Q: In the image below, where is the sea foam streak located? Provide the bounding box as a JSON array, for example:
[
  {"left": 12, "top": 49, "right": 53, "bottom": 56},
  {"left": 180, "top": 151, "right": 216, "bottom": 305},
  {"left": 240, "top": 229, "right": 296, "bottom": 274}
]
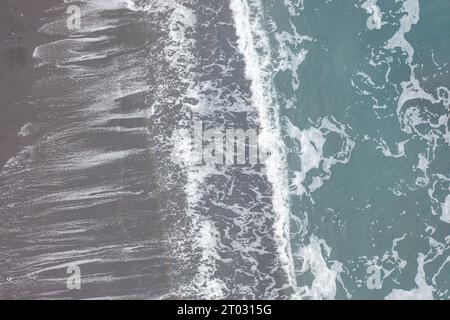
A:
[
  {"left": 1, "top": 0, "right": 175, "bottom": 299},
  {"left": 167, "top": 0, "right": 295, "bottom": 298},
  {"left": 149, "top": 0, "right": 228, "bottom": 298}
]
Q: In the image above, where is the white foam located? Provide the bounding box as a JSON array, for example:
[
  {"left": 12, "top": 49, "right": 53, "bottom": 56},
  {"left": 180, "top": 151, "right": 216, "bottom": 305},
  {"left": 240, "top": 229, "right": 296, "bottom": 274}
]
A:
[
  {"left": 156, "top": 1, "right": 227, "bottom": 298},
  {"left": 56, "top": 149, "right": 144, "bottom": 171},
  {"left": 84, "top": 0, "right": 142, "bottom": 11},
  {"left": 286, "top": 117, "right": 355, "bottom": 197},
  {"left": 283, "top": 0, "right": 304, "bottom": 16},
  {"left": 38, "top": 0, "right": 148, "bottom": 37},
  {"left": 2, "top": 145, "right": 35, "bottom": 173},
  {"left": 377, "top": 139, "right": 408, "bottom": 158},
  {"left": 193, "top": 220, "right": 228, "bottom": 299},
  {"left": 383, "top": 0, "right": 449, "bottom": 222},
  {"left": 63, "top": 0, "right": 146, "bottom": 12},
  {"left": 385, "top": 0, "right": 419, "bottom": 63},
  {"left": 274, "top": 29, "right": 312, "bottom": 91},
  {"left": 417, "top": 153, "right": 429, "bottom": 172},
  {"left": 17, "top": 122, "right": 36, "bottom": 138},
  {"left": 294, "top": 236, "right": 342, "bottom": 300},
  {"left": 33, "top": 36, "right": 111, "bottom": 67},
  {"left": 286, "top": 122, "right": 325, "bottom": 196},
  {"left": 361, "top": 0, "right": 384, "bottom": 30},
  {"left": 386, "top": 0, "right": 449, "bottom": 129},
  {"left": 230, "top": 0, "right": 297, "bottom": 290},
  {"left": 385, "top": 254, "right": 433, "bottom": 300},
  {"left": 440, "top": 194, "right": 450, "bottom": 224}
]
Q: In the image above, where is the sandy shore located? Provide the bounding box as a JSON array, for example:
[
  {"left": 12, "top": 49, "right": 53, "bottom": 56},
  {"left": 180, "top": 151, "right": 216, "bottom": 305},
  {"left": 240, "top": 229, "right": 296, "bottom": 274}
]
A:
[
  {"left": 0, "top": 1, "right": 179, "bottom": 299},
  {"left": 0, "top": 0, "right": 61, "bottom": 168}
]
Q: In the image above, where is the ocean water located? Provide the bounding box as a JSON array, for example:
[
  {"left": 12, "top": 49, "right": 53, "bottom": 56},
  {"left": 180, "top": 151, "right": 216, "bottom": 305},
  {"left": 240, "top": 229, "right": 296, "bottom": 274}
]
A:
[
  {"left": 0, "top": 0, "right": 448, "bottom": 299},
  {"left": 267, "top": 0, "right": 450, "bottom": 299}
]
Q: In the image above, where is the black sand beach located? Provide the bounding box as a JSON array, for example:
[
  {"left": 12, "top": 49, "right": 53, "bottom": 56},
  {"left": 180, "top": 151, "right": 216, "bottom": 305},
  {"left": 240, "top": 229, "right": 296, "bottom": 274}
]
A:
[
  {"left": 0, "top": 0, "right": 60, "bottom": 168},
  {"left": 0, "top": 0, "right": 179, "bottom": 299}
]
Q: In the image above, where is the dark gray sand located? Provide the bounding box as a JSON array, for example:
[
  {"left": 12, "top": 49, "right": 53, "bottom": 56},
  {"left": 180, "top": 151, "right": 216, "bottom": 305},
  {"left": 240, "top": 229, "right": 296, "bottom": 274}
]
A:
[{"left": 0, "top": 0, "right": 61, "bottom": 168}]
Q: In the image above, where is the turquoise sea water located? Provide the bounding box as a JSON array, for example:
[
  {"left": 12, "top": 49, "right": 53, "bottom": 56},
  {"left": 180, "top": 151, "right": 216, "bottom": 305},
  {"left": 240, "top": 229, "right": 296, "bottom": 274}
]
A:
[{"left": 266, "top": 0, "right": 449, "bottom": 299}]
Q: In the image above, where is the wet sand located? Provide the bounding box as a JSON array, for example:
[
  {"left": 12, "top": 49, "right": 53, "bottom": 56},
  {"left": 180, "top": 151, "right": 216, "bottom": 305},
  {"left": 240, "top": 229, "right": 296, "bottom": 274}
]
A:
[
  {"left": 0, "top": 0, "right": 62, "bottom": 168},
  {"left": 0, "top": 1, "right": 178, "bottom": 299},
  {"left": 1, "top": 0, "right": 293, "bottom": 299}
]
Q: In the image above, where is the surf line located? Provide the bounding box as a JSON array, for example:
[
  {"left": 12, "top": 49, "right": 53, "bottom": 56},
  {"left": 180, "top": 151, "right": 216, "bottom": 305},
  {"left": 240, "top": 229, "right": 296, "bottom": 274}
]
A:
[{"left": 229, "top": 0, "right": 298, "bottom": 292}]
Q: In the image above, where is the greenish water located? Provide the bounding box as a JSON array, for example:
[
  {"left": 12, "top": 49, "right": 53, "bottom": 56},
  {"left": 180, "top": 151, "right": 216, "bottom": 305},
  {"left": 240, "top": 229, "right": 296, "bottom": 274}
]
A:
[{"left": 268, "top": 0, "right": 449, "bottom": 299}]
